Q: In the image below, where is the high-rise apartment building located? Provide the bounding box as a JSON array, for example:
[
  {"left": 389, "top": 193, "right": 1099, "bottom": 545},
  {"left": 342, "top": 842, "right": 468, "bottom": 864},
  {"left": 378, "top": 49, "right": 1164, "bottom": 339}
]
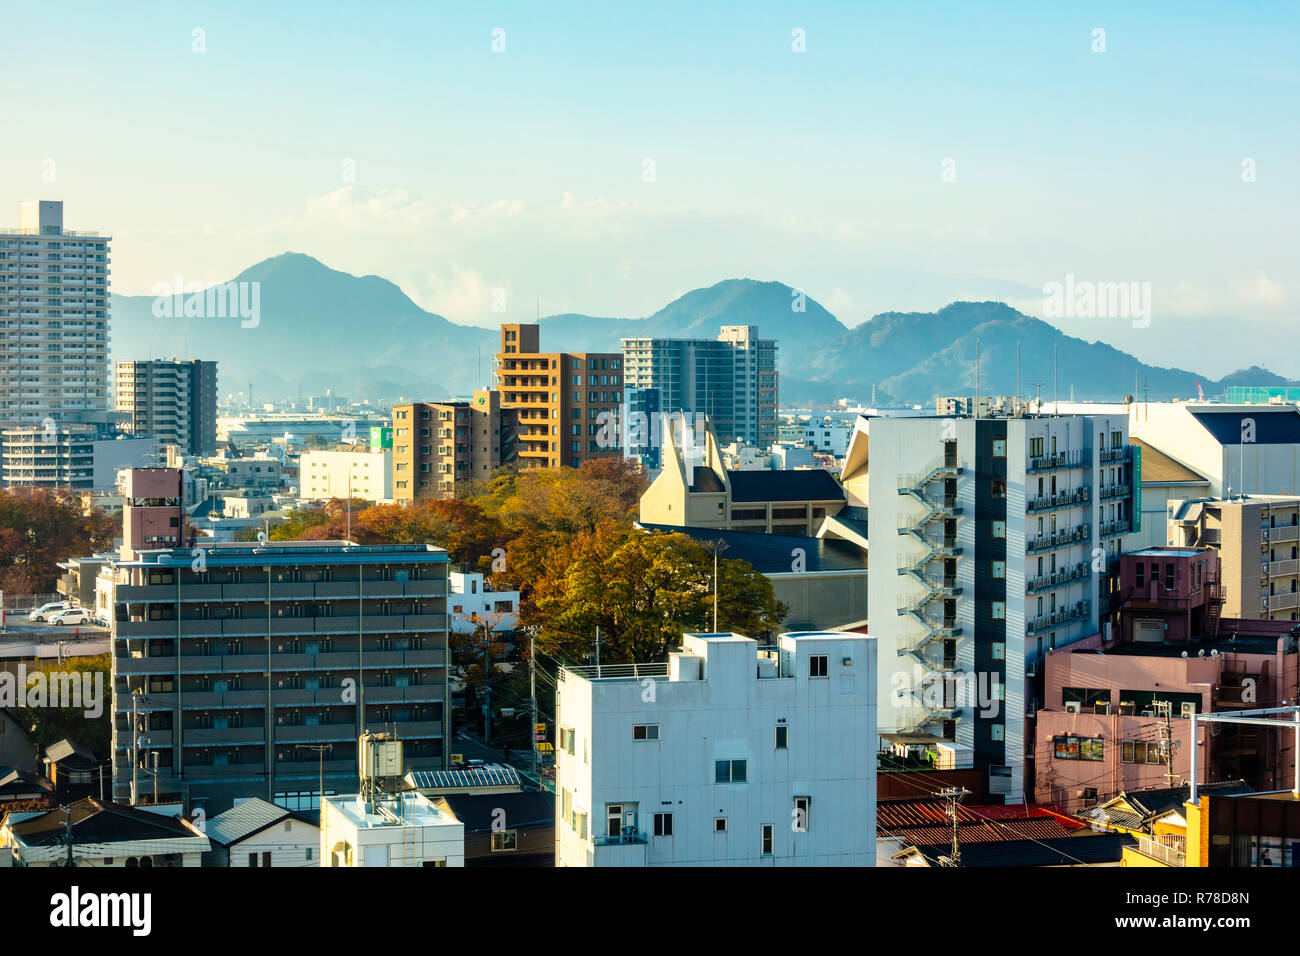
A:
[
  {"left": 494, "top": 324, "right": 623, "bottom": 469},
  {"left": 843, "top": 411, "right": 1138, "bottom": 803},
  {"left": 98, "top": 469, "right": 450, "bottom": 814},
  {"left": 0, "top": 201, "right": 111, "bottom": 430},
  {"left": 1168, "top": 493, "right": 1300, "bottom": 621},
  {"left": 621, "top": 326, "right": 778, "bottom": 448},
  {"left": 391, "top": 389, "right": 518, "bottom": 501},
  {"left": 115, "top": 359, "right": 219, "bottom": 457}
]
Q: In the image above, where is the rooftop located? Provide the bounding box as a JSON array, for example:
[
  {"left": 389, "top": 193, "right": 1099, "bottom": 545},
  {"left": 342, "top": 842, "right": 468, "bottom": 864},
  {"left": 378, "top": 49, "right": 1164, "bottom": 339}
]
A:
[
  {"left": 636, "top": 523, "right": 867, "bottom": 574},
  {"left": 111, "top": 541, "right": 448, "bottom": 568},
  {"left": 324, "top": 792, "right": 459, "bottom": 830},
  {"left": 725, "top": 468, "right": 845, "bottom": 503}
]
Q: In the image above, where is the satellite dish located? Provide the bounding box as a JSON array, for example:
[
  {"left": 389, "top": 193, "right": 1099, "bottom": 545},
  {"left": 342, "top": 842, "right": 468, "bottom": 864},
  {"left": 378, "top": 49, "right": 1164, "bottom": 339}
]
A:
[{"left": 257, "top": 531, "right": 267, "bottom": 545}]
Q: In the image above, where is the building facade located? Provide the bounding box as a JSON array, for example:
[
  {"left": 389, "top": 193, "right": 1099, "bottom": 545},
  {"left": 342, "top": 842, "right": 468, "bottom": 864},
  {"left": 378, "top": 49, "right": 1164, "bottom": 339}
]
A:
[
  {"left": 621, "top": 325, "right": 778, "bottom": 448},
  {"left": 391, "top": 389, "right": 517, "bottom": 500},
  {"left": 848, "top": 412, "right": 1138, "bottom": 803},
  {"left": 96, "top": 469, "right": 451, "bottom": 814},
  {"left": 494, "top": 323, "right": 622, "bottom": 470},
  {"left": 554, "top": 630, "right": 877, "bottom": 866},
  {"left": 115, "top": 359, "right": 218, "bottom": 457},
  {"left": 299, "top": 447, "right": 393, "bottom": 502},
  {"left": 1168, "top": 494, "right": 1300, "bottom": 621},
  {"left": 0, "top": 201, "right": 111, "bottom": 431}
]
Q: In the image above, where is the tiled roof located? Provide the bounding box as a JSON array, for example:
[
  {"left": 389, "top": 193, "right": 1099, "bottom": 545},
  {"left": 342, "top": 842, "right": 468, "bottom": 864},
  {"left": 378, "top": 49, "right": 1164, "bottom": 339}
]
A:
[
  {"left": 1130, "top": 439, "right": 1208, "bottom": 483},
  {"left": 6, "top": 797, "right": 200, "bottom": 846},
  {"left": 205, "top": 797, "right": 301, "bottom": 846}
]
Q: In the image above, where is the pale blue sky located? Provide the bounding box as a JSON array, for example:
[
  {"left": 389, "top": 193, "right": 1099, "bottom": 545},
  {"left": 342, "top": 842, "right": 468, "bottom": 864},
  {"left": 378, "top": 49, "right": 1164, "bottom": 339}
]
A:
[{"left": 2, "top": 1, "right": 1297, "bottom": 375}]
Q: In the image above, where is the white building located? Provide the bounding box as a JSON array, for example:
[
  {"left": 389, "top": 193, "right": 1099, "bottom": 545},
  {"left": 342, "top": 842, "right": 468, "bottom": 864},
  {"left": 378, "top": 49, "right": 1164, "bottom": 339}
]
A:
[
  {"left": 843, "top": 411, "right": 1137, "bottom": 803},
  {"left": 802, "top": 420, "right": 854, "bottom": 457},
  {"left": 203, "top": 797, "right": 320, "bottom": 867},
  {"left": 0, "top": 425, "right": 158, "bottom": 491},
  {"left": 320, "top": 791, "right": 464, "bottom": 867},
  {"left": 298, "top": 447, "right": 393, "bottom": 502},
  {"left": 0, "top": 201, "right": 111, "bottom": 432},
  {"left": 770, "top": 443, "right": 815, "bottom": 470},
  {"left": 449, "top": 571, "right": 520, "bottom": 635},
  {"left": 554, "top": 630, "right": 878, "bottom": 867}
]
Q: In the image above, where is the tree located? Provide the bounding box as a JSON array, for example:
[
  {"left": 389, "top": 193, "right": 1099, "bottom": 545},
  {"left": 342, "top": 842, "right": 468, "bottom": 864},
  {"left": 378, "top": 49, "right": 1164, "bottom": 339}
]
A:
[
  {"left": 10, "top": 653, "right": 112, "bottom": 758},
  {"left": 0, "top": 489, "right": 116, "bottom": 595},
  {"left": 533, "top": 526, "right": 785, "bottom": 663}
]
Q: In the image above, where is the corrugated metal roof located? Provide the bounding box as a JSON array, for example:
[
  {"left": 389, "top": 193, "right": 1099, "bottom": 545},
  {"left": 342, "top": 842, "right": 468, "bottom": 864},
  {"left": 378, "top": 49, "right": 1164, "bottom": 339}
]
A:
[
  {"left": 205, "top": 797, "right": 291, "bottom": 845},
  {"left": 405, "top": 767, "right": 521, "bottom": 792}
]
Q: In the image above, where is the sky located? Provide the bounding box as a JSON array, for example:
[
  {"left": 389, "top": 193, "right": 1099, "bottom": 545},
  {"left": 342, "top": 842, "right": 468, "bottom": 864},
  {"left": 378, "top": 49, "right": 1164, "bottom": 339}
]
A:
[{"left": 2, "top": 0, "right": 1297, "bottom": 377}]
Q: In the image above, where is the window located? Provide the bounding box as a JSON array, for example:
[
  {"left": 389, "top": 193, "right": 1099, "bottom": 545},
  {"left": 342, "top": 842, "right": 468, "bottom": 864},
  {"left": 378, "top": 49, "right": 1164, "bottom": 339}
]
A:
[
  {"left": 761, "top": 824, "right": 774, "bottom": 855},
  {"left": 809, "top": 655, "right": 828, "bottom": 678},
  {"left": 992, "top": 520, "right": 1006, "bottom": 538},
  {"left": 990, "top": 723, "right": 1005, "bottom": 742},
  {"left": 560, "top": 727, "right": 576, "bottom": 755},
  {"left": 793, "top": 796, "right": 810, "bottom": 832},
  {"left": 653, "top": 812, "right": 673, "bottom": 837},
  {"left": 491, "top": 830, "right": 518, "bottom": 852},
  {"left": 1053, "top": 735, "right": 1104, "bottom": 761},
  {"left": 991, "top": 601, "right": 1006, "bottom": 620},
  {"left": 248, "top": 852, "right": 258, "bottom": 867},
  {"left": 991, "top": 642, "right": 1005, "bottom": 660},
  {"left": 992, "top": 438, "right": 1007, "bottom": 458},
  {"left": 715, "top": 759, "right": 747, "bottom": 783},
  {"left": 992, "top": 560, "right": 1005, "bottom": 578},
  {"left": 775, "top": 724, "right": 789, "bottom": 749},
  {"left": 714, "top": 817, "right": 728, "bottom": 832},
  {"left": 633, "top": 723, "right": 659, "bottom": 740},
  {"left": 991, "top": 478, "right": 1006, "bottom": 498}
]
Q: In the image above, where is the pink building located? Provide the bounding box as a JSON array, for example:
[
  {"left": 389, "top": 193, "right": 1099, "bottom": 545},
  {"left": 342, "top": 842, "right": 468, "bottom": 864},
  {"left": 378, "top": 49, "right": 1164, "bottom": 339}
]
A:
[
  {"left": 119, "top": 467, "right": 184, "bottom": 559},
  {"left": 1034, "top": 627, "right": 1299, "bottom": 810}
]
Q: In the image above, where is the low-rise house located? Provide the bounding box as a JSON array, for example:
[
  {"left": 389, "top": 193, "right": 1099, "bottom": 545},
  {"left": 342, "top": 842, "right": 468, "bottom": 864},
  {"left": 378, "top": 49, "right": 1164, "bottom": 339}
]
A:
[
  {"left": 435, "top": 790, "right": 554, "bottom": 866},
  {"left": 204, "top": 797, "right": 320, "bottom": 867},
  {"left": 0, "top": 797, "right": 209, "bottom": 867}
]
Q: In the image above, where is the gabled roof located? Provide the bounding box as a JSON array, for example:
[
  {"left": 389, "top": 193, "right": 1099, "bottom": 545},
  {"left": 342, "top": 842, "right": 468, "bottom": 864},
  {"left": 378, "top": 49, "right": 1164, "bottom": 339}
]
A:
[
  {"left": 435, "top": 790, "right": 554, "bottom": 833},
  {"left": 1130, "top": 438, "right": 1208, "bottom": 484},
  {"left": 44, "top": 739, "right": 96, "bottom": 769},
  {"left": 1089, "top": 779, "right": 1252, "bottom": 831},
  {"left": 725, "top": 468, "right": 844, "bottom": 504},
  {"left": 204, "top": 797, "right": 315, "bottom": 846},
  {"left": 3, "top": 796, "right": 202, "bottom": 846},
  {"left": 0, "top": 767, "right": 54, "bottom": 800},
  {"left": 897, "top": 832, "right": 1135, "bottom": 867}
]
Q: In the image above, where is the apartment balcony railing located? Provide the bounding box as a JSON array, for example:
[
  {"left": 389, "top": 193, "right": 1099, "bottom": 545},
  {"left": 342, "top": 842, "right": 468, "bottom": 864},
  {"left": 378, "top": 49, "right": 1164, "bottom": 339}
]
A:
[
  {"left": 1026, "top": 599, "right": 1091, "bottom": 634},
  {"left": 1026, "top": 487, "right": 1090, "bottom": 512},
  {"left": 1099, "top": 518, "right": 1131, "bottom": 537},
  {"left": 595, "top": 830, "right": 649, "bottom": 846},
  {"left": 1099, "top": 446, "right": 1132, "bottom": 463},
  {"left": 1098, "top": 483, "right": 1132, "bottom": 501},
  {"left": 1026, "top": 450, "right": 1091, "bottom": 472},
  {"left": 1026, "top": 562, "right": 1091, "bottom": 594},
  {"left": 559, "top": 662, "right": 670, "bottom": 682},
  {"left": 1026, "top": 525, "right": 1090, "bottom": 553}
]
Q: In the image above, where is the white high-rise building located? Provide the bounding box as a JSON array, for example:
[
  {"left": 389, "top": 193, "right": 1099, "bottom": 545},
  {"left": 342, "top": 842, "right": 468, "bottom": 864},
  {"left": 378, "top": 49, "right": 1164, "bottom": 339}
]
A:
[
  {"left": 554, "top": 630, "right": 878, "bottom": 866},
  {"left": 843, "top": 411, "right": 1137, "bottom": 803},
  {"left": 0, "top": 201, "right": 111, "bottom": 430}
]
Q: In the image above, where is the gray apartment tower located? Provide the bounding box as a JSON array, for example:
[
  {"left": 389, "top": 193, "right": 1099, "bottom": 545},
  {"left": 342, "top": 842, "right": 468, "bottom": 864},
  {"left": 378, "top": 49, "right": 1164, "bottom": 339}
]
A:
[
  {"left": 96, "top": 469, "right": 450, "bottom": 814},
  {"left": 621, "top": 326, "right": 778, "bottom": 448},
  {"left": 116, "top": 358, "right": 219, "bottom": 457}
]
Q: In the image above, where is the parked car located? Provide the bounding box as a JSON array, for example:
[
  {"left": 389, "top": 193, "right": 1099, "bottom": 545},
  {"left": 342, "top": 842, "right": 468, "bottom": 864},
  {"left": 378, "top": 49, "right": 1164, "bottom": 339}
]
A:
[
  {"left": 48, "top": 608, "right": 93, "bottom": 626},
  {"left": 28, "top": 601, "right": 74, "bottom": 622}
]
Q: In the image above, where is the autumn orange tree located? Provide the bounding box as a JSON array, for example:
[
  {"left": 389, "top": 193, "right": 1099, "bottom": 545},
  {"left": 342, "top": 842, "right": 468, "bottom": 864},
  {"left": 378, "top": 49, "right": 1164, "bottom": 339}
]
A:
[{"left": 0, "top": 488, "right": 117, "bottom": 595}]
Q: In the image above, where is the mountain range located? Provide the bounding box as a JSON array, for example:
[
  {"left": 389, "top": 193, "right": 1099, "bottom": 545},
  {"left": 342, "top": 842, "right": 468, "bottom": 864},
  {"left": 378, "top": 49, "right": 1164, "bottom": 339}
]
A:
[{"left": 109, "top": 253, "right": 1295, "bottom": 407}]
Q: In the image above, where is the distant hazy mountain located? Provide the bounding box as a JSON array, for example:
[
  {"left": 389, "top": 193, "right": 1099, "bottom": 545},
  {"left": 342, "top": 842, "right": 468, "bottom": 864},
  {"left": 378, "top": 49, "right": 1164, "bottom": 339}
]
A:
[
  {"left": 109, "top": 254, "right": 1290, "bottom": 406},
  {"left": 111, "top": 252, "right": 496, "bottom": 401}
]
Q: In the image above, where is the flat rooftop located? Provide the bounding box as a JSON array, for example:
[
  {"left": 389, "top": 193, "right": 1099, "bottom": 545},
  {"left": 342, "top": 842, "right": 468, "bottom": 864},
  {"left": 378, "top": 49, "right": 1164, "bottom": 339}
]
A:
[
  {"left": 1129, "top": 547, "right": 1205, "bottom": 557},
  {"left": 324, "top": 793, "right": 457, "bottom": 829}
]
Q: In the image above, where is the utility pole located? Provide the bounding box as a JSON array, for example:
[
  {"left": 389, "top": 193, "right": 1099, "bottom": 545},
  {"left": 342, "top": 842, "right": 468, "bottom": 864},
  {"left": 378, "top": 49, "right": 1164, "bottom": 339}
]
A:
[
  {"left": 295, "top": 743, "right": 332, "bottom": 808},
  {"left": 63, "top": 805, "right": 74, "bottom": 868},
  {"left": 594, "top": 625, "right": 601, "bottom": 672},
  {"left": 131, "top": 692, "right": 139, "bottom": 805},
  {"left": 938, "top": 787, "right": 971, "bottom": 867},
  {"left": 710, "top": 539, "right": 729, "bottom": 632},
  {"left": 530, "top": 630, "right": 539, "bottom": 780},
  {"left": 1155, "top": 701, "right": 1178, "bottom": 787}
]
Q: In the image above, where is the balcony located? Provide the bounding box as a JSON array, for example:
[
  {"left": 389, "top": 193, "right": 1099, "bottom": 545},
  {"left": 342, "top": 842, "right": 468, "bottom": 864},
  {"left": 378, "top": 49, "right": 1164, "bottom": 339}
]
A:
[
  {"left": 1026, "top": 487, "right": 1090, "bottom": 512},
  {"left": 1134, "top": 834, "right": 1184, "bottom": 867},
  {"left": 1026, "top": 450, "right": 1091, "bottom": 472},
  {"left": 1026, "top": 525, "right": 1090, "bottom": 553},
  {"left": 595, "top": 830, "right": 648, "bottom": 846}
]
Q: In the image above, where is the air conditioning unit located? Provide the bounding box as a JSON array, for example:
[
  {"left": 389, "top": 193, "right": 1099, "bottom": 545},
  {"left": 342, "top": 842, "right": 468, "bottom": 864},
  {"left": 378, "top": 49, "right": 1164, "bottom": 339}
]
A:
[
  {"left": 1141, "top": 709, "right": 1155, "bottom": 717},
  {"left": 1181, "top": 702, "right": 1196, "bottom": 718},
  {"left": 1065, "top": 701, "right": 1082, "bottom": 714}
]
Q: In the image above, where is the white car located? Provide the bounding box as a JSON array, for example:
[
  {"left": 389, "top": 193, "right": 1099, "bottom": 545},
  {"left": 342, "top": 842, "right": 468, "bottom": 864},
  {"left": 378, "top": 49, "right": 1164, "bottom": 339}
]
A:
[
  {"left": 48, "top": 608, "right": 93, "bottom": 626},
  {"left": 28, "top": 601, "right": 74, "bottom": 622}
]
